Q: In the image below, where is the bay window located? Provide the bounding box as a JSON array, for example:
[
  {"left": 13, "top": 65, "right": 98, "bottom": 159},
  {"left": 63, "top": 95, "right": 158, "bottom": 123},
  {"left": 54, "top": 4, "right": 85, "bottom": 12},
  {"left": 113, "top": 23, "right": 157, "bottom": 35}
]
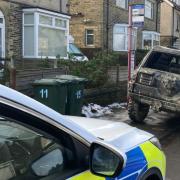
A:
[
  {"left": 23, "top": 9, "right": 70, "bottom": 59},
  {"left": 113, "top": 24, "right": 137, "bottom": 51},
  {"left": 116, "top": 0, "right": 128, "bottom": 9},
  {"left": 142, "top": 31, "right": 160, "bottom": 50},
  {"left": 145, "top": 0, "right": 154, "bottom": 19}
]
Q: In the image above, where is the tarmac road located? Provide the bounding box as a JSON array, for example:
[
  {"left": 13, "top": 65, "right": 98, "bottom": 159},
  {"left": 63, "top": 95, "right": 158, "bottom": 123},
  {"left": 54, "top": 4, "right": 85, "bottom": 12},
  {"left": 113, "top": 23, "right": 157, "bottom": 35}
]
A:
[{"left": 100, "top": 109, "right": 180, "bottom": 180}]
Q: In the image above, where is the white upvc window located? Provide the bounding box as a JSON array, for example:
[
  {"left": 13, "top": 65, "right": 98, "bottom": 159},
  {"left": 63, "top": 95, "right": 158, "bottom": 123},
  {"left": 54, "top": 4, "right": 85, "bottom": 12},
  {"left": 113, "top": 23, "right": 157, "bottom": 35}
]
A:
[
  {"left": 145, "top": 0, "right": 154, "bottom": 19},
  {"left": 142, "top": 31, "right": 160, "bottom": 50},
  {"left": 116, "top": 0, "right": 128, "bottom": 9},
  {"left": 85, "top": 29, "right": 94, "bottom": 46},
  {"left": 0, "top": 10, "right": 5, "bottom": 58},
  {"left": 173, "top": 0, "right": 180, "bottom": 6},
  {"left": 23, "top": 8, "right": 70, "bottom": 59},
  {"left": 113, "top": 24, "right": 137, "bottom": 51}
]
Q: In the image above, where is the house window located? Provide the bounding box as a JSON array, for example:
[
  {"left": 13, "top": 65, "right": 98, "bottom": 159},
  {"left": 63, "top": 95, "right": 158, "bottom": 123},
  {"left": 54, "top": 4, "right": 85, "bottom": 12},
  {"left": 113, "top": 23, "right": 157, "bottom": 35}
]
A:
[
  {"left": 116, "top": 0, "right": 128, "bottom": 9},
  {"left": 173, "top": 0, "right": 180, "bottom": 6},
  {"left": 142, "top": 31, "right": 160, "bottom": 50},
  {"left": 23, "top": 9, "right": 70, "bottom": 59},
  {"left": 0, "top": 10, "right": 5, "bottom": 58},
  {"left": 145, "top": 0, "right": 154, "bottom": 19},
  {"left": 113, "top": 24, "right": 137, "bottom": 51},
  {"left": 85, "top": 30, "right": 94, "bottom": 46}
]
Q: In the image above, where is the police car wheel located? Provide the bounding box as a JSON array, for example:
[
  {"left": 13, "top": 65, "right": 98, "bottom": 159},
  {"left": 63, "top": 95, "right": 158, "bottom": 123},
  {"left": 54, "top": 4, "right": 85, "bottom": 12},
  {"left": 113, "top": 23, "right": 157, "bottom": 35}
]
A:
[{"left": 128, "top": 100, "right": 149, "bottom": 123}]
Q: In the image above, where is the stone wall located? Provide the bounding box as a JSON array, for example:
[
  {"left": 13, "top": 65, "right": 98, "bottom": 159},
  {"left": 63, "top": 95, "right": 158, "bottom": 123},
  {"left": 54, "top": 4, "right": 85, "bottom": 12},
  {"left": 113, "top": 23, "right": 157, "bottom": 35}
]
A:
[
  {"left": 69, "top": 0, "right": 160, "bottom": 52},
  {"left": 161, "top": 36, "right": 173, "bottom": 47},
  {"left": 160, "top": 2, "right": 173, "bottom": 37},
  {"left": 69, "top": 0, "right": 104, "bottom": 49},
  {"left": 0, "top": 0, "right": 68, "bottom": 69},
  {"left": 0, "top": 1, "right": 22, "bottom": 61},
  {"left": 84, "top": 82, "right": 127, "bottom": 105},
  {"left": 12, "top": 0, "right": 68, "bottom": 13}
]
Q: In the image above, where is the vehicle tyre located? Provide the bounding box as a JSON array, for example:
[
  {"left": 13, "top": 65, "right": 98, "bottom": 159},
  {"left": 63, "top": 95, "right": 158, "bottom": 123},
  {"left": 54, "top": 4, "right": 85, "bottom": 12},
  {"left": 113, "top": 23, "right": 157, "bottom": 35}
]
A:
[
  {"left": 141, "top": 168, "right": 163, "bottom": 180},
  {"left": 128, "top": 100, "right": 149, "bottom": 123}
]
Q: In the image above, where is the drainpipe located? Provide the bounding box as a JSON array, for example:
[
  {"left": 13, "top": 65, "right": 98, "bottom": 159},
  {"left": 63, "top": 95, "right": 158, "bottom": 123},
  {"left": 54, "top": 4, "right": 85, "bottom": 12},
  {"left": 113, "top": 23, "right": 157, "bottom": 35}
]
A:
[
  {"left": 156, "top": 1, "right": 164, "bottom": 32},
  {"left": 172, "top": 7, "right": 175, "bottom": 46},
  {"left": 106, "top": 0, "right": 109, "bottom": 52},
  {"left": 60, "top": 0, "right": 62, "bottom": 12},
  {"left": 156, "top": 1, "right": 160, "bottom": 32}
]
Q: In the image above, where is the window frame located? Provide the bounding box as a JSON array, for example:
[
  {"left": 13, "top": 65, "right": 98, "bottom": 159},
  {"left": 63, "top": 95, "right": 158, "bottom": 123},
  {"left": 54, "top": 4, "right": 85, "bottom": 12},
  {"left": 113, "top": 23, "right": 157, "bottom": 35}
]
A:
[
  {"left": 145, "top": 0, "right": 154, "bottom": 19},
  {"left": 116, "top": 0, "right": 128, "bottom": 10},
  {"left": 142, "top": 31, "right": 160, "bottom": 50},
  {"left": 0, "top": 97, "right": 90, "bottom": 179},
  {"left": 85, "top": 29, "right": 94, "bottom": 46},
  {"left": 23, "top": 8, "right": 70, "bottom": 59},
  {"left": 113, "top": 24, "right": 137, "bottom": 52},
  {"left": 0, "top": 10, "right": 5, "bottom": 58}
]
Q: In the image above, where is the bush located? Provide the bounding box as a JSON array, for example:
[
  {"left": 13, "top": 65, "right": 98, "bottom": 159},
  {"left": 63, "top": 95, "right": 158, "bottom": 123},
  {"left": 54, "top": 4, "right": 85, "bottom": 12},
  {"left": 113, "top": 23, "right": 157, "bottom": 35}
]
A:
[
  {"left": 57, "top": 50, "right": 149, "bottom": 88},
  {"left": 58, "top": 51, "right": 122, "bottom": 88}
]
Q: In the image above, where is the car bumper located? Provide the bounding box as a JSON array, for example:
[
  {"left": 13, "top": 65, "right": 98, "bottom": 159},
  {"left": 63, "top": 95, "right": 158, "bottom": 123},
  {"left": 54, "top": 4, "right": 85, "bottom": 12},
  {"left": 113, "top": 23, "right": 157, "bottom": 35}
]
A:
[{"left": 129, "top": 92, "right": 180, "bottom": 113}]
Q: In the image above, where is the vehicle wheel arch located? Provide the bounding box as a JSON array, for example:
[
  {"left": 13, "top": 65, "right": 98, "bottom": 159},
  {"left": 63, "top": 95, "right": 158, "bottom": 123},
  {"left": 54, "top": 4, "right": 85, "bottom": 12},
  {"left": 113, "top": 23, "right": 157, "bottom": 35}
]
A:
[{"left": 140, "top": 167, "right": 163, "bottom": 180}]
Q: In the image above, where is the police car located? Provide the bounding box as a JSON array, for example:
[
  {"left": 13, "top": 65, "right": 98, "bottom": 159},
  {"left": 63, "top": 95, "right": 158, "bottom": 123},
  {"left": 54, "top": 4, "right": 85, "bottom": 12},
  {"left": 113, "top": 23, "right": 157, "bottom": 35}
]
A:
[{"left": 0, "top": 85, "right": 165, "bottom": 180}]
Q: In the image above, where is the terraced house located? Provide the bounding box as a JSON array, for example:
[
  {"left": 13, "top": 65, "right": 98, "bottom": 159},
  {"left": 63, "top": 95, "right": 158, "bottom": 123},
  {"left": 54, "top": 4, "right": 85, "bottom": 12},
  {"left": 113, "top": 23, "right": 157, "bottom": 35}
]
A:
[
  {"left": 0, "top": 0, "right": 69, "bottom": 68},
  {"left": 69, "top": 0, "right": 161, "bottom": 54},
  {"left": 160, "top": 0, "right": 180, "bottom": 49}
]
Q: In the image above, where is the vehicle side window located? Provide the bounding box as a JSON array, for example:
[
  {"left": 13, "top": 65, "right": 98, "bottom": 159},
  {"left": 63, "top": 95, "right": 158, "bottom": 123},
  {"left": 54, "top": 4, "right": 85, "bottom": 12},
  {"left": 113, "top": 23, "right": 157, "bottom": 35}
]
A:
[
  {"left": 0, "top": 112, "right": 89, "bottom": 179},
  {"left": 145, "top": 51, "right": 180, "bottom": 74}
]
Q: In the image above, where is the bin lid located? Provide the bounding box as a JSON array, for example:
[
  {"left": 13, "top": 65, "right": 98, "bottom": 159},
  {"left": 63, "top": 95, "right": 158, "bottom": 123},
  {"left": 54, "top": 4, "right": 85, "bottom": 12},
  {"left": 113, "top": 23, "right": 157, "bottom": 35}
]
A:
[
  {"left": 56, "top": 75, "right": 88, "bottom": 83},
  {"left": 33, "top": 79, "right": 69, "bottom": 86}
]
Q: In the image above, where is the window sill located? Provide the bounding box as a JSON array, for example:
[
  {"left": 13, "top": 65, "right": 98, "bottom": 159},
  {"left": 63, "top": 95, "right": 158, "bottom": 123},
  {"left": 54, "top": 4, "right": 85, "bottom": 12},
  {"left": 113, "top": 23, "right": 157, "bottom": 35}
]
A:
[
  {"left": 115, "top": 6, "right": 128, "bottom": 11},
  {"left": 23, "top": 56, "right": 68, "bottom": 60},
  {"left": 85, "top": 45, "right": 95, "bottom": 48},
  {"left": 145, "top": 17, "right": 154, "bottom": 22}
]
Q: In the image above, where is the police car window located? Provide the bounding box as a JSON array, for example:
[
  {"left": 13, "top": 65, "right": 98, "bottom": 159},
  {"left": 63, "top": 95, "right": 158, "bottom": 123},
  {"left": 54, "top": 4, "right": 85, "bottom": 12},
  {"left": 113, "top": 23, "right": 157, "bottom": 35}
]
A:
[{"left": 0, "top": 115, "right": 88, "bottom": 180}]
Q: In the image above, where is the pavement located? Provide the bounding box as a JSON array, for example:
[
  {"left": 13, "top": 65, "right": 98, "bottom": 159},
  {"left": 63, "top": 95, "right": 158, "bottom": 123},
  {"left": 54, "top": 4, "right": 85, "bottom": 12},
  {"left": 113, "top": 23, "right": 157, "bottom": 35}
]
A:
[{"left": 100, "top": 108, "right": 180, "bottom": 180}]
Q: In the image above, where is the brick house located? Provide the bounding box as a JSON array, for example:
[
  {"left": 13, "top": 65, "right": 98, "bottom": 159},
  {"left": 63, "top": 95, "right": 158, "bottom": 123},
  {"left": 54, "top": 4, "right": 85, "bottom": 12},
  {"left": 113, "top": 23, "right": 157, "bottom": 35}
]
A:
[
  {"left": 160, "top": 0, "right": 180, "bottom": 48},
  {"left": 69, "top": 0, "right": 161, "bottom": 55},
  {"left": 0, "top": 0, "right": 70, "bottom": 69}
]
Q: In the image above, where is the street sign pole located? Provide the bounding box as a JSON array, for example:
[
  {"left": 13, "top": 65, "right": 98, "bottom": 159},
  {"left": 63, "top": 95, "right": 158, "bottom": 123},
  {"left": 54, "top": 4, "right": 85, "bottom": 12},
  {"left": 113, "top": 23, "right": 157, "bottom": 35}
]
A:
[
  {"left": 128, "top": 5, "right": 132, "bottom": 82},
  {"left": 128, "top": 1, "right": 144, "bottom": 82}
]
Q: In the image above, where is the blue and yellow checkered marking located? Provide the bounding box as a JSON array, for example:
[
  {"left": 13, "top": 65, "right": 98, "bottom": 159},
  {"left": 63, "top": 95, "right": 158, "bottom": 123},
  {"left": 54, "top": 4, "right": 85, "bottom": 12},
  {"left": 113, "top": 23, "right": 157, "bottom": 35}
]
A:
[{"left": 107, "top": 146, "right": 148, "bottom": 180}]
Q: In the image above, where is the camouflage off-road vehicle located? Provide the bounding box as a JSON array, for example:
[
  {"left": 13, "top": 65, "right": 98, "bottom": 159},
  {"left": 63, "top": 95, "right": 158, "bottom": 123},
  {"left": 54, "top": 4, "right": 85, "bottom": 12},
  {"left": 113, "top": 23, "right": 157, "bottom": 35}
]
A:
[{"left": 128, "top": 46, "right": 180, "bottom": 122}]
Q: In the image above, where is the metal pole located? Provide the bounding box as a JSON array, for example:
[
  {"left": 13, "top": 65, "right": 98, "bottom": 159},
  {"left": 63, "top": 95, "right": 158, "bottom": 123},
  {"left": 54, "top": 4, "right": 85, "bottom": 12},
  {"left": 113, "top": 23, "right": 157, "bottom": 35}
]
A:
[{"left": 128, "top": 5, "right": 132, "bottom": 82}]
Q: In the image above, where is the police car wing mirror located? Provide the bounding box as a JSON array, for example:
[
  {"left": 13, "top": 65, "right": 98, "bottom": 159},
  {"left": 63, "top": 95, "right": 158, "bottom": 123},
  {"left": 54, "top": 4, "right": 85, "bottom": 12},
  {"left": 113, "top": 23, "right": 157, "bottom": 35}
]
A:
[{"left": 89, "top": 141, "right": 126, "bottom": 178}]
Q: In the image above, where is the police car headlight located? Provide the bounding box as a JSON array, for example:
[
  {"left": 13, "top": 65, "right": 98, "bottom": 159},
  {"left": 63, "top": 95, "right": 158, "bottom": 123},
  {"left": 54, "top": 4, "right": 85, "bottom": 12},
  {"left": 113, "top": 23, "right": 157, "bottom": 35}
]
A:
[{"left": 150, "top": 137, "right": 162, "bottom": 150}]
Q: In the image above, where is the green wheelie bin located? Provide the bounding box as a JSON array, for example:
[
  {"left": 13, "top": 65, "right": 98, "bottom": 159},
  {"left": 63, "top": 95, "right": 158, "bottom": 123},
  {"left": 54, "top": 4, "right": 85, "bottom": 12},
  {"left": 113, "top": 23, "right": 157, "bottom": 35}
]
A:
[
  {"left": 33, "top": 79, "right": 68, "bottom": 114},
  {"left": 55, "top": 75, "right": 88, "bottom": 116}
]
